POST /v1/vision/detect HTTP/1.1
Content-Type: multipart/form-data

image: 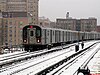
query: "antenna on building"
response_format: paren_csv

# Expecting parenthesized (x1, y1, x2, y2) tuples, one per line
(66, 12, 69, 18)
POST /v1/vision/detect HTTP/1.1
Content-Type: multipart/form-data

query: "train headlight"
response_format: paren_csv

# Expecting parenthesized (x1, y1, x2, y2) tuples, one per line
(24, 40, 27, 43)
(37, 39, 40, 43)
(37, 38, 41, 43)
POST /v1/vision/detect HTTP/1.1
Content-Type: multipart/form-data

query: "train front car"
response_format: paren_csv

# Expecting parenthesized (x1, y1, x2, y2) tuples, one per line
(22, 25, 41, 52)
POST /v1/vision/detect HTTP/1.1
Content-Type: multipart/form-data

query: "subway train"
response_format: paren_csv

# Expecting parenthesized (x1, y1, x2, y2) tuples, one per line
(22, 24, 100, 52)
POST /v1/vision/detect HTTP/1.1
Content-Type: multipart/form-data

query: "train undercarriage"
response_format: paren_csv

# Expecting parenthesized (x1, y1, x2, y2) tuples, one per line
(22, 40, 82, 52)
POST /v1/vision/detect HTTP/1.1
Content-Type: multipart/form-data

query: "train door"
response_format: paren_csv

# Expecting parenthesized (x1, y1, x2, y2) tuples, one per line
(27, 28, 36, 44)
(50, 30, 52, 43)
(44, 29, 47, 44)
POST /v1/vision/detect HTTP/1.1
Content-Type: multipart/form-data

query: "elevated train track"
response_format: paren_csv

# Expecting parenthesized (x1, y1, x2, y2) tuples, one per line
(0, 43, 75, 68)
(0, 41, 98, 75)
(52, 43, 100, 75)
(0, 42, 77, 74)
(36, 42, 99, 75)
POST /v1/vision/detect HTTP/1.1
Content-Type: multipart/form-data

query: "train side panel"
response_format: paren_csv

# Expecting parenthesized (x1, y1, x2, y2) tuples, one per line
(22, 24, 100, 52)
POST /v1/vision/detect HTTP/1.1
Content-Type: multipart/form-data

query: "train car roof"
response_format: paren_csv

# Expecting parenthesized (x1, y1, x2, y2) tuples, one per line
(24, 24, 100, 34)
(41, 26, 79, 32)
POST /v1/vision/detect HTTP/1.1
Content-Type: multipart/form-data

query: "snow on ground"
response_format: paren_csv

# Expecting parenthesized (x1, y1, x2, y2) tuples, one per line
(88, 45, 100, 74)
(0, 45, 75, 75)
(15, 41, 98, 75)
(0, 40, 99, 75)
(57, 43, 100, 75)
(0, 51, 25, 58)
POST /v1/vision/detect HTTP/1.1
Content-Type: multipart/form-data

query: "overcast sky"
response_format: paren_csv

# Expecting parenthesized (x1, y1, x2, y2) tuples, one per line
(39, 0, 100, 25)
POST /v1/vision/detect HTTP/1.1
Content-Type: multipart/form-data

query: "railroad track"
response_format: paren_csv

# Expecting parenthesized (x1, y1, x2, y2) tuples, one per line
(48, 43, 100, 75)
(0, 43, 76, 74)
(35, 42, 98, 75)
(0, 41, 98, 75)
(0, 43, 75, 68)
(0, 41, 90, 68)
(0, 41, 96, 75)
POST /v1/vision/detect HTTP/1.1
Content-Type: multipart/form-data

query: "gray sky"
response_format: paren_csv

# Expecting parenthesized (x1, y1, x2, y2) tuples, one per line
(39, 0, 100, 25)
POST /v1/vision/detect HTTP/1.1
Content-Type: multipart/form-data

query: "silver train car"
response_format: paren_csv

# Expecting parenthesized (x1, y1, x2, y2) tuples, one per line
(22, 24, 100, 51)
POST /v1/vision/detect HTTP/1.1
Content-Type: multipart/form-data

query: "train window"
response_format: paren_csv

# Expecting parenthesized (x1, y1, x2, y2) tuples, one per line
(48, 30, 49, 36)
(36, 29, 41, 37)
(30, 31, 34, 36)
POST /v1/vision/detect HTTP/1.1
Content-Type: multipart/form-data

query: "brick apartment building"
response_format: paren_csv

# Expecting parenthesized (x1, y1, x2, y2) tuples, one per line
(0, 17, 28, 48)
(56, 13, 97, 32)
(96, 26, 100, 32)
(0, 0, 39, 49)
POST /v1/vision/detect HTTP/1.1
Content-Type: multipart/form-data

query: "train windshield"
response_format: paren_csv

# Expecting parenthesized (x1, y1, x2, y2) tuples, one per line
(36, 29, 41, 37)
(30, 31, 34, 36)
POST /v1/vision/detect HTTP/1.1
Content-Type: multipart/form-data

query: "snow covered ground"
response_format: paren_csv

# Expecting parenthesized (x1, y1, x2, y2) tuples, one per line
(57, 43, 100, 75)
(88, 45, 100, 75)
(0, 40, 99, 75)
